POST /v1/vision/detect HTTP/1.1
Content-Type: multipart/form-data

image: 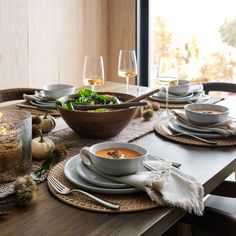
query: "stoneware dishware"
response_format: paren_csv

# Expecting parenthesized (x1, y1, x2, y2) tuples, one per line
(168, 79, 190, 95)
(80, 142, 148, 176)
(43, 84, 76, 100)
(56, 92, 138, 138)
(184, 103, 229, 125)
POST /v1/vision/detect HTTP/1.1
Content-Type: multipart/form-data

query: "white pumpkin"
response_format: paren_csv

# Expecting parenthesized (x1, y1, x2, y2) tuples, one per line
(32, 130, 55, 160)
(39, 113, 56, 133)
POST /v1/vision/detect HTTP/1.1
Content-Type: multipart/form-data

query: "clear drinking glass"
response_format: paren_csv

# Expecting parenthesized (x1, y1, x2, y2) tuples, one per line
(157, 56, 178, 117)
(118, 50, 138, 93)
(83, 56, 105, 91)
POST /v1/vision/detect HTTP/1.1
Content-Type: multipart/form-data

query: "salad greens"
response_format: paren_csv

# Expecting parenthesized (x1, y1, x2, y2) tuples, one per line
(56, 88, 121, 111)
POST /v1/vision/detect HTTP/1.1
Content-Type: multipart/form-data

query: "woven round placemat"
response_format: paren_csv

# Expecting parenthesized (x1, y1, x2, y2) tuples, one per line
(18, 107, 60, 116)
(148, 98, 186, 109)
(48, 159, 158, 213)
(154, 117, 236, 147)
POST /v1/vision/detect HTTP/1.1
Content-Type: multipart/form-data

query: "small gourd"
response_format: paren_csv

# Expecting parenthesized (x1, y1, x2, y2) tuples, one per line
(150, 102, 160, 111)
(39, 113, 56, 133)
(32, 129, 55, 160)
(140, 101, 155, 121)
(142, 108, 154, 121)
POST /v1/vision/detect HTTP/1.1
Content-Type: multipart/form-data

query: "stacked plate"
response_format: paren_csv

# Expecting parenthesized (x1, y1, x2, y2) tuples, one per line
(150, 84, 204, 104)
(23, 91, 56, 109)
(168, 117, 223, 138)
(166, 112, 236, 138)
(64, 154, 163, 195)
(64, 154, 140, 194)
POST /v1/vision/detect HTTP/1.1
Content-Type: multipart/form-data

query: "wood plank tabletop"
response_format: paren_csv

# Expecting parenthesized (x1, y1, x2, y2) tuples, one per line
(1, 82, 236, 236)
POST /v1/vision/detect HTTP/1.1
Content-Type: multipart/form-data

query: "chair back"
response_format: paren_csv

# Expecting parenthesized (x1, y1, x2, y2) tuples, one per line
(0, 88, 39, 103)
(203, 82, 236, 94)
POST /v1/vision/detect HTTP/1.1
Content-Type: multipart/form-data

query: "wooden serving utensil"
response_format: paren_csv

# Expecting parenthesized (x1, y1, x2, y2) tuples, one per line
(16, 103, 54, 112)
(73, 101, 147, 111)
(125, 88, 160, 103)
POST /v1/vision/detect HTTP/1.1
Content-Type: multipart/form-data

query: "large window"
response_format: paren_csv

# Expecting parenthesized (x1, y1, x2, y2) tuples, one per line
(148, 0, 236, 88)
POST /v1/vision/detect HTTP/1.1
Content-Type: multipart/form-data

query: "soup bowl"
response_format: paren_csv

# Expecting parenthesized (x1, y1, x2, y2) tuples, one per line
(184, 103, 229, 125)
(43, 84, 76, 100)
(168, 79, 190, 95)
(80, 142, 148, 176)
(56, 92, 137, 138)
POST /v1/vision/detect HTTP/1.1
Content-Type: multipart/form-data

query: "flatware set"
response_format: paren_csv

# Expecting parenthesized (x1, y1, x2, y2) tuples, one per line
(47, 175, 120, 210)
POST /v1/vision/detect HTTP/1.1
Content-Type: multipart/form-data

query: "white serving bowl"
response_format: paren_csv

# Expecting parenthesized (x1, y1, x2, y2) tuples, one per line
(184, 103, 229, 125)
(168, 79, 190, 95)
(80, 142, 148, 176)
(43, 84, 76, 100)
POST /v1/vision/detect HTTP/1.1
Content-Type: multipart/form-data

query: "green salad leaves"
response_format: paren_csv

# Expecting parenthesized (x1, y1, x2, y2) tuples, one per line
(56, 88, 121, 111)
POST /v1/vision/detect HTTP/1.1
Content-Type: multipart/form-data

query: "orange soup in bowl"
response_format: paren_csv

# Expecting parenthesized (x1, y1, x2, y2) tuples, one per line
(192, 109, 223, 114)
(96, 148, 142, 159)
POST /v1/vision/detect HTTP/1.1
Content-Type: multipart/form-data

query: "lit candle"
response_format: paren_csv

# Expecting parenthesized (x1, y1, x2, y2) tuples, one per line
(0, 109, 32, 183)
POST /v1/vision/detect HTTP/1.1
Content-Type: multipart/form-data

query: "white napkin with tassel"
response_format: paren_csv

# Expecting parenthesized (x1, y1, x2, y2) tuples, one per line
(173, 110, 236, 137)
(83, 158, 204, 216)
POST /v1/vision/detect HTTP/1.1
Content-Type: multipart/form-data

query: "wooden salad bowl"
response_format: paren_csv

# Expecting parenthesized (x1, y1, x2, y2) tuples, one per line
(56, 92, 137, 138)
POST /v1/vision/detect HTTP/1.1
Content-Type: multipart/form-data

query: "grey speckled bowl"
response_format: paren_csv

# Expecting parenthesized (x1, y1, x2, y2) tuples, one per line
(169, 79, 190, 95)
(184, 103, 229, 125)
(80, 142, 148, 176)
(43, 84, 76, 99)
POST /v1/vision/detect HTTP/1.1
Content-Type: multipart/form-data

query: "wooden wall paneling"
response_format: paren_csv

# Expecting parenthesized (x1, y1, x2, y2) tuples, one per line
(28, 0, 60, 88)
(83, 0, 108, 84)
(0, 0, 28, 89)
(53, 0, 108, 88)
(58, 0, 84, 87)
(108, 0, 136, 84)
(0, 0, 135, 89)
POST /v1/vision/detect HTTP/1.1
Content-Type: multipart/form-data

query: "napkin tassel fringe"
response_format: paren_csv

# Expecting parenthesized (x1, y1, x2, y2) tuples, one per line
(162, 193, 204, 216)
(145, 182, 204, 216)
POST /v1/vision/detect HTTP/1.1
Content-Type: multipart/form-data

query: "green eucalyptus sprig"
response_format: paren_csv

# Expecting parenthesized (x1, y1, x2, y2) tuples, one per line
(31, 141, 76, 181)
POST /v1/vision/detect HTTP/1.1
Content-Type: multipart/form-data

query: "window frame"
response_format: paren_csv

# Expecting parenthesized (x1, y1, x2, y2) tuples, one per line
(136, 0, 150, 86)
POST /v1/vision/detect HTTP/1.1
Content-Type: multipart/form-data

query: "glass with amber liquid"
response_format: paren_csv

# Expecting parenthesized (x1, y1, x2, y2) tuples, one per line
(83, 56, 104, 91)
(157, 56, 178, 117)
(118, 50, 137, 93)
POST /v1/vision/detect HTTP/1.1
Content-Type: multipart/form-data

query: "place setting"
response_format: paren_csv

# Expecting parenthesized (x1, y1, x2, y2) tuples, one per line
(47, 141, 204, 215)
(155, 103, 236, 147)
(16, 84, 77, 116)
(149, 79, 206, 108)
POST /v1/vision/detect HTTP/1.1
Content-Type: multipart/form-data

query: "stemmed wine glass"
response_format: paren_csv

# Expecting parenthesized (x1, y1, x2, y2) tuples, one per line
(157, 56, 178, 117)
(118, 50, 138, 93)
(83, 56, 105, 91)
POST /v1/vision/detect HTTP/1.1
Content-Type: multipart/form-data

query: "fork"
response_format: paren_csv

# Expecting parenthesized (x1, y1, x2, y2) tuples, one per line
(161, 124, 217, 145)
(47, 175, 120, 210)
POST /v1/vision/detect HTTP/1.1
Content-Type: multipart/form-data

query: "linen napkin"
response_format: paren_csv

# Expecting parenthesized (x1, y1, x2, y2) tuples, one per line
(83, 159, 204, 216)
(173, 110, 236, 137)
(188, 84, 204, 94)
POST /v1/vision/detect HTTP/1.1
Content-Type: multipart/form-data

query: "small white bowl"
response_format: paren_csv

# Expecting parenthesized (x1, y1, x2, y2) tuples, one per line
(43, 84, 76, 100)
(184, 103, 229, 125)
(168, 79, 190, 95)
(80, 142, 148, 176)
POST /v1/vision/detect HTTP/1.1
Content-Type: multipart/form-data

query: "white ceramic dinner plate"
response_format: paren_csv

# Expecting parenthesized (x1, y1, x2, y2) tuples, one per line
(168, 118, 223, 138)
(156, 90, 194, 100)
(175, 118, 216, 134)
(64, 154, 140, 194)
(77, 159, 129, 189)
(30, 99, 56, 109)
(150, 92, 203, 103)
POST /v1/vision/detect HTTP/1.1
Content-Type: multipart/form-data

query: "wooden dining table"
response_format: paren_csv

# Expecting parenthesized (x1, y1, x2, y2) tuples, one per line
(1, 82, 236, 236)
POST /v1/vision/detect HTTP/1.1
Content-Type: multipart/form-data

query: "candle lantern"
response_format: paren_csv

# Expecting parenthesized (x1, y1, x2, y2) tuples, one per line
(0, 109, 32, 183)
